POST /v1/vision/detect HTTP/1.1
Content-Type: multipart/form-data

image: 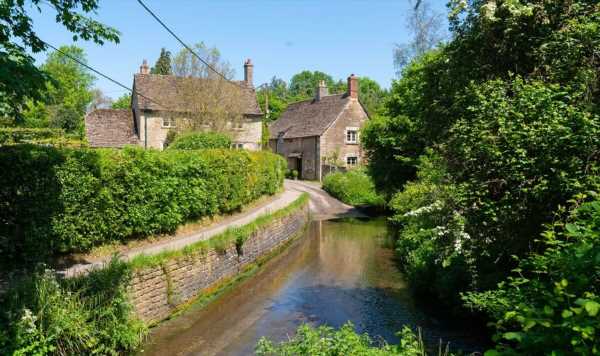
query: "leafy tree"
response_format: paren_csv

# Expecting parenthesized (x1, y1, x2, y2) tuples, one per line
(357, 77, 387, 114)
(288, 70, 336, 98)
(151, 47, 172, 75)
(111, 93, 131, 109)
(22, 46, 95, 133)
(0, 0, 119, 121)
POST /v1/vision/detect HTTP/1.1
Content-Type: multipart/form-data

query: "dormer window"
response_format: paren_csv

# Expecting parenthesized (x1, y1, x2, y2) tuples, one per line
(345, 127, 358, 144)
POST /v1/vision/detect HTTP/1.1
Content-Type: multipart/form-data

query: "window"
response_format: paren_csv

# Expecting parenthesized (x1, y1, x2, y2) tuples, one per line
(346, 156, 358, 166)
(345, 127, 358, 144)
(231, 143, 244, 150)
(162, 116, 176, 128)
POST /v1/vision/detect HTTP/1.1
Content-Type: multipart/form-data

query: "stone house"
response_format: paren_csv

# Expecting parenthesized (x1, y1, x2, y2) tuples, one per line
(85, 59, 262, 150)
(268, 75, 369, 180)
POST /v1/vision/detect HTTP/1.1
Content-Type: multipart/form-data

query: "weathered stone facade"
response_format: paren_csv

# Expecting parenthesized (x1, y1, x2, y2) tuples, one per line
(269, 75, 369, 180)
(128, 203, 309, 323)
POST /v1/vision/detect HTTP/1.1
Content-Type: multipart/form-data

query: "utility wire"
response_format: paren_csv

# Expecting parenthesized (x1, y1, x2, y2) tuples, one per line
(42, 40, 170, 110)
(136, 0, 246, 89)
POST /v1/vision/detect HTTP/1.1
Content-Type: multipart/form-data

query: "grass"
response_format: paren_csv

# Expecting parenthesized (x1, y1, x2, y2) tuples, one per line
(128, 193, 309, 270)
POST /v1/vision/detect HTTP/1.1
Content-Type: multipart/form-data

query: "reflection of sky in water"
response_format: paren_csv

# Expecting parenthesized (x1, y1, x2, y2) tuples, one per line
(141, 219, 486, 356)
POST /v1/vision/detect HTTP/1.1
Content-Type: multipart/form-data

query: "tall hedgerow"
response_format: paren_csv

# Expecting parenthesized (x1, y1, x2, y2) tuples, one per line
(0, 145, 286, 269)
(166, 131, 232, 150)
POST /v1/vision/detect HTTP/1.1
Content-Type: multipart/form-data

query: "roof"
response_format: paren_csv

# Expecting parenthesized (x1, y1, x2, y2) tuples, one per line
(133, 74, 262, 115)
(269, 94, 351, 139)
(85, 109, 139, 148)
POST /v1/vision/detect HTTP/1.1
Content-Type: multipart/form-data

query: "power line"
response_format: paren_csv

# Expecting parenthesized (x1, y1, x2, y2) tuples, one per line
(42, 40, 170, 110)
(136, 0, 245, 89)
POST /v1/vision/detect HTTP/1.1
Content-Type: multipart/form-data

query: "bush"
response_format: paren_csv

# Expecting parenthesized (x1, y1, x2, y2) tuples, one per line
(255, 322, 452, 356)
(166, 131, 232, 150)
(322, 169, 385, 208)
(0, 258, 147, 355)
(463, 196, 600, 355)
(0, 127, 64, 145)
(0, 145, 286, 268)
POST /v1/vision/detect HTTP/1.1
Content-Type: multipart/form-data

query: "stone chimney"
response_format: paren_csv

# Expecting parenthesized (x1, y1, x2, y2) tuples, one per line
(139, 59, 149, 74)
(347, 74, 358, 99)
(316, 80, 328, 101)
(244, 59, 253, 87)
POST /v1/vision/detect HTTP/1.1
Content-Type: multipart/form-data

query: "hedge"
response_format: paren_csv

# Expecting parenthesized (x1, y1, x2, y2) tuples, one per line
(0, 145, 286, 268)
(0, 128, 64, 145)
(166, 132, 232, 150)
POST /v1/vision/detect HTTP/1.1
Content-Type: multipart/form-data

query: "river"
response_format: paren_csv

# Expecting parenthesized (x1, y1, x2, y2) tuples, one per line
(139, 218, 485, 355)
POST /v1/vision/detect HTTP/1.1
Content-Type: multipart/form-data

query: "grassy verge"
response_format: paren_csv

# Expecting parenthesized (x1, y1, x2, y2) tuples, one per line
(129, 193, 309, 269)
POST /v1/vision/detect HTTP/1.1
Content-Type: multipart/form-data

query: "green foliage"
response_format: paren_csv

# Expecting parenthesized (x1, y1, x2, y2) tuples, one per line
(0, 127, 64, 145)
(166, 131, 232, 150)
(151, 48, 172, 75)
(21, 46, 96, 133)
(357, 77, 387, 115)
(322, 169, 385, 208)
(111, 93, 131, 109)
(463, 196, 600, 355)
(289, 71, 337, 98)
(0, 258, 147, 355)
(0, 0, 119, 119)
(0, 145, 286, 269)
(255, 322, 451, 356)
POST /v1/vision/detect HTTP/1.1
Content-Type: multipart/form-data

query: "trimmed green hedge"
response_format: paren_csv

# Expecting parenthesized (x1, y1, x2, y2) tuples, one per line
(0, 128, 64, 145)
(0, 145, 286, 268)
(322, 169, 385, 208)
(167, 132, 232, 150)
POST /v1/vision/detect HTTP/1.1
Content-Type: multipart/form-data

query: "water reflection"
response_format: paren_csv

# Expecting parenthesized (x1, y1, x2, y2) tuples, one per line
(140, 218, 483, 356)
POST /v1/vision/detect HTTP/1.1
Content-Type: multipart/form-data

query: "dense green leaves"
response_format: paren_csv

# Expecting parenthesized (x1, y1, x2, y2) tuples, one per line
(322, 169, 385, 208)
(0, 0, 119, 119)
(166, 131, 232, 150)
(0, 145, 286, 269)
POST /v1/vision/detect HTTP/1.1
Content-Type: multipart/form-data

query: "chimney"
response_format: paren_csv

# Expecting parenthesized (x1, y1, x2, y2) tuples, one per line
(244, 59, 253, 87)
(140, 59, 149, 74)
(347, 74, 358, 99)
(316, 80, 328, 101)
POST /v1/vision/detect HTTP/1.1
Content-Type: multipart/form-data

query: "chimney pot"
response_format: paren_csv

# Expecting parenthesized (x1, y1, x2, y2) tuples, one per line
(316, 80, 329, 101)
(347, 74, 358, 99)
(244, 59, 254, 87)
(140, 59, 149, 74)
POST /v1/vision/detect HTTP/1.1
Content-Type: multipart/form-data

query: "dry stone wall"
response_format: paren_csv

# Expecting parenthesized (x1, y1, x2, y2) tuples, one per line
(128, 203, 309, 323)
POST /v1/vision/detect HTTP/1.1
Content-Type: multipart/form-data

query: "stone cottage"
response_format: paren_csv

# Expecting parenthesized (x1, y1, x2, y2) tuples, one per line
(268, 75, 369, 180)
(85, 59, 262, 150)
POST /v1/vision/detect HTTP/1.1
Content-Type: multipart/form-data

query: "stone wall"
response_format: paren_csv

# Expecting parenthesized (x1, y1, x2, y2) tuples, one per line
(128, 202, 309, 323)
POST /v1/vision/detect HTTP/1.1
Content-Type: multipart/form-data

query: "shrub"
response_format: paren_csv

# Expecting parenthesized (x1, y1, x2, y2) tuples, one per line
(463, 196, 600, 355)
(255, 322, 452, 356)
(0, 127, 64, 145)
(322, 169, 385, 208)
(0, 258, 147, 355)
(166, 131, 232, 150)
(0, 145, 286, 268)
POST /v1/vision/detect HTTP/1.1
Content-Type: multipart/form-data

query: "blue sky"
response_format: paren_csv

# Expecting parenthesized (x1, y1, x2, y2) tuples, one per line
(31, 0, 449, 100)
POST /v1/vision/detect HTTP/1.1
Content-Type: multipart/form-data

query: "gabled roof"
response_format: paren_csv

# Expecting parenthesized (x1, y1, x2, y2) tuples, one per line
(269, 94, 351, 139)
(85, 109, 138, 148)
(133, 74, 262, 115)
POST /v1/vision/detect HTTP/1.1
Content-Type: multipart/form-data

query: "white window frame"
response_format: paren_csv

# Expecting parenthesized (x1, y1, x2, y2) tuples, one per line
(346, 155, 358, 167)
(345, 127, 358, 144)
(161, 116, 176, 128)
(231, 143, 244, 150)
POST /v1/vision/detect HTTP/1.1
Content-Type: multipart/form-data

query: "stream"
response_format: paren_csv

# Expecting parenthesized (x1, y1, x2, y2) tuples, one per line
(140, 218, 485, 355)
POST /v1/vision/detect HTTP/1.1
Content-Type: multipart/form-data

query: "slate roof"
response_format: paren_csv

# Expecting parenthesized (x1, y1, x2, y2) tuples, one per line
(133, 74, 262, 115)
(85, 109, 139, 148)
(269, 94, 351, 139)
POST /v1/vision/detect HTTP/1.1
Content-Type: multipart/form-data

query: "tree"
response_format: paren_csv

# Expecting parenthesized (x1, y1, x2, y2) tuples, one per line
(89, 89, 112, 110)
(0, 0, 119, 121)
(151, 48, 172, 75)
(170, 42, 245, 134)
(393, 0, 445, 74)
(357, 77, 387, 115)
(288, 71, 336, 98)
(111, 93, 131, 109)
(22, 45, 95, 133)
